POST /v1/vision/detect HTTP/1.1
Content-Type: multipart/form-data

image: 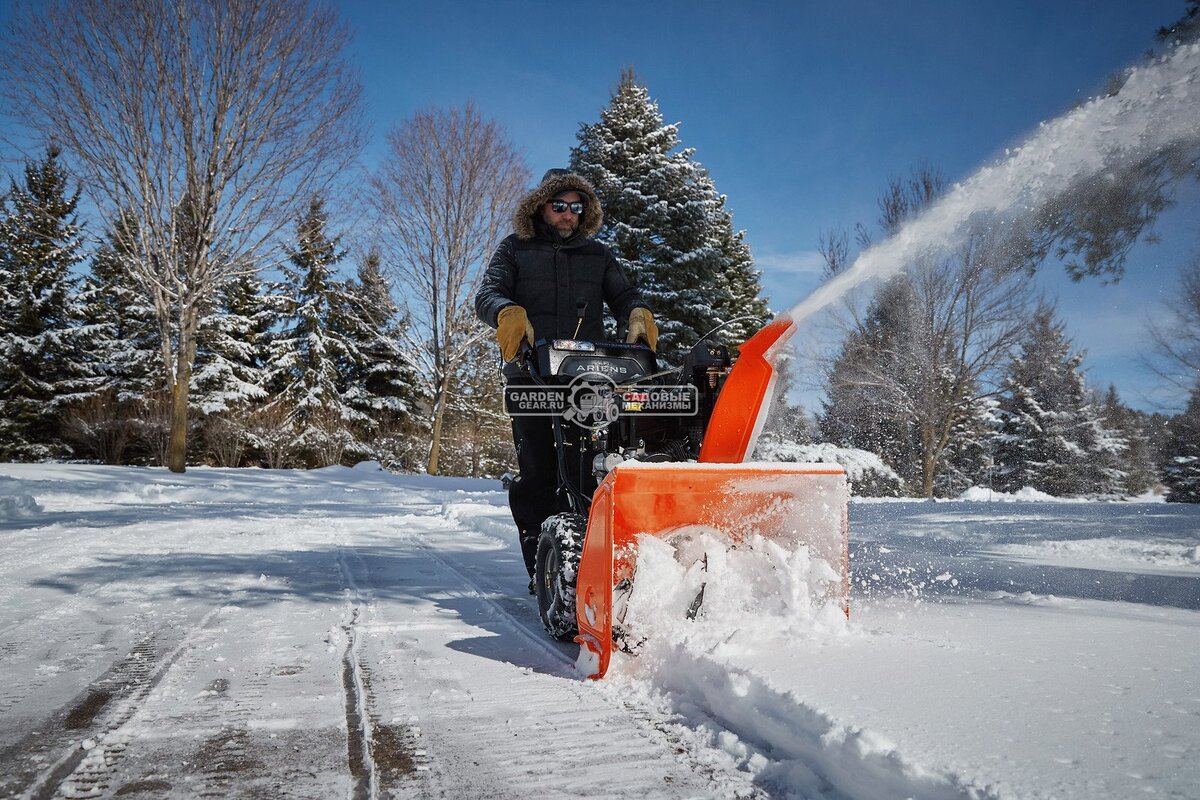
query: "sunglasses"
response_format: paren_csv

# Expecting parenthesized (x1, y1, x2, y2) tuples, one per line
(550, 199, 585, 215)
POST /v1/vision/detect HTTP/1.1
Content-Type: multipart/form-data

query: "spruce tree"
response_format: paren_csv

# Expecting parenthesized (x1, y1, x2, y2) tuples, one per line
(937, 397, 998, 496)
(1100, 385, 1160, 495)
(192, 270, 272, 415)
(79, 211, 162, 402)
(441, 336, 511, 478)
(0, 147, 91, 460)
(711, 216, 771, 345)
(570, 69, 769, 356)
(339, 250, 420, 427)
(819, 276, 922, 486)
(1161, 382, 1200, 502)
(264, 197, 364, 463)
(992, 307, 1124, 495)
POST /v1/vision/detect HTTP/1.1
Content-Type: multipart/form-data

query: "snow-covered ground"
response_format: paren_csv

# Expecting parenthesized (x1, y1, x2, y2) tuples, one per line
(0, 463, 1197, 799)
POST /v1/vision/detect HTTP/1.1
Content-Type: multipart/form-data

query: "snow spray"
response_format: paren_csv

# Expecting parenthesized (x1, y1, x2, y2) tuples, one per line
(786, 42, 1200, 325)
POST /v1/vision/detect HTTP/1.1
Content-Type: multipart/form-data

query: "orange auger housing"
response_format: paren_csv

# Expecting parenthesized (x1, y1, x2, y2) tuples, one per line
(573, 315, 851, 679)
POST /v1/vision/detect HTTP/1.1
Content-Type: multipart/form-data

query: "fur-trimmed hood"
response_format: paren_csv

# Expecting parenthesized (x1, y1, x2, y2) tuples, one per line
(513, 169, 603, 240)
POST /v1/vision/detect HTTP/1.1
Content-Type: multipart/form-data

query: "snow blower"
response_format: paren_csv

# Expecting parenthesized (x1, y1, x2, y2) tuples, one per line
(513, 314, 849, 679)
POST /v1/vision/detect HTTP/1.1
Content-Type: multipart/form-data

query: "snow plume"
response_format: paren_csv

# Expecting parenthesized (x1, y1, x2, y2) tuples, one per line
(787, 42, 1200, 325)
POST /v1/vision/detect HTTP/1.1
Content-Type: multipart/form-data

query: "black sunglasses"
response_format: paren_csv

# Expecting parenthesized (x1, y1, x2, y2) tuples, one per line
(550, 199, 585, 215)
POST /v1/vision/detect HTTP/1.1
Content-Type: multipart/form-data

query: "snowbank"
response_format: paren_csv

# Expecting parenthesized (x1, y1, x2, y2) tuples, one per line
(754, 440, 904, 496)
(957, 485, 1166, 503)
(0, 491, 42, 520)
(0, 475, 43, 520)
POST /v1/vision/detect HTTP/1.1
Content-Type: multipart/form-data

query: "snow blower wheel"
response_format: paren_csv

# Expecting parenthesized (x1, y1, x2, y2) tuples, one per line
(535, 512, 585, 641)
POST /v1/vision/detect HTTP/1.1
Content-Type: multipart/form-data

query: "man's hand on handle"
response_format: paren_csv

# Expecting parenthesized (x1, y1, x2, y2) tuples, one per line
(625, 307, 658, 351)
(497, 305, 536, 362)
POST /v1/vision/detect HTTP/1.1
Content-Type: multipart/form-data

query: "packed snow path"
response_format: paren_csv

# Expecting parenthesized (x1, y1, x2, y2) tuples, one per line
(0, 464, 1197, 799)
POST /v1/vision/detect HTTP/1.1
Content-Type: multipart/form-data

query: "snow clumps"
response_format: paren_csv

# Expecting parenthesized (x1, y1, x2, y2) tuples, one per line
(620, 529, 848, 660)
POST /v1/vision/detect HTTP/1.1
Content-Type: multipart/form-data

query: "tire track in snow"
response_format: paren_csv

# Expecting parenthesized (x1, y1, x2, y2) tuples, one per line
(1, 607, 221, 800)
(336, 545, 435, 799)
(364, 517, 761, 798)
(335, 548, 377, 800)
(409, 534, 578, 674)
(103, 561, 356, 799)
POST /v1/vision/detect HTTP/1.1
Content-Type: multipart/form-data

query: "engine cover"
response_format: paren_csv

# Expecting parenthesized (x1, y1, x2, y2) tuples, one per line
(535, 339, 656, 384)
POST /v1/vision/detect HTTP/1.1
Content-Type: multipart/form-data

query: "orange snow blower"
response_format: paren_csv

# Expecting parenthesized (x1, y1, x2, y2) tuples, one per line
(517, 315, 849, 679)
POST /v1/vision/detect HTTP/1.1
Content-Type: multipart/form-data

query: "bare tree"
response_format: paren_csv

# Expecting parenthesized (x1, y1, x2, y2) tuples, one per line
(1147, 256, 1200, 397)
(370, 103, 528, 475)
(0, 0, 364, 472)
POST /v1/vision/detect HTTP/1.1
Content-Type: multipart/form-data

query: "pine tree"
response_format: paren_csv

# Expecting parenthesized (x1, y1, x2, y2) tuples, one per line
(937, 397, 998, 497)
(992, 307, 1125, 495)
(819, 276, 922, 486)
(711, 216, 771, 345)
(65, 211, 164, 464)
(570, 69, 769, 356)
(264, 196, 365, 464)
(1100, 385, 1160, 495)
(0, 147, 92, 460)
(339, 250, 421, 428)
(440, 337, 512, 478)
(79, 211, 162, 401)
(1161, 382, 1200, 502)
(192, 270, 272, 415)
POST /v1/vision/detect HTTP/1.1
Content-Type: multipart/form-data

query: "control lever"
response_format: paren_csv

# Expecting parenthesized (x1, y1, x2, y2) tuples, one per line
(572, 298, 588, 339)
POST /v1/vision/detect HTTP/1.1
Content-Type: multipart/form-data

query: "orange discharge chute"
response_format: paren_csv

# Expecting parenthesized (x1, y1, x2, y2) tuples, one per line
(574, 315, 850, 679)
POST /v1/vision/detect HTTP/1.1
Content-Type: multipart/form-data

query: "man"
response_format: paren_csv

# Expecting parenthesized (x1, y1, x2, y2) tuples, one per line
(475, 168, 658, 585)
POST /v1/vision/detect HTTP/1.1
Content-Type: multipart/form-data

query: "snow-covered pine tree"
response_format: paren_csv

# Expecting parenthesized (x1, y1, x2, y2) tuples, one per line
(189, 269, 276, 466)
(992, 307, 1125, 496)
(570, 69, 769, 356)
(756, 348, 815, 450)
(264, 196, 365, 465)
(1160, 381, 1200, 502)
(711, 216, 771, 346)
(0, 147, 93, 460)
(936, 396, 998, 497)
(819, 276, 922, 486)
(1100, 385, 1160, 495)
(338, 250, 421, 432)
(79, 211, 162, 402)
(440, 336, 512, 478)
(192, 270, 272, 415)
(66, 211, 164, 464)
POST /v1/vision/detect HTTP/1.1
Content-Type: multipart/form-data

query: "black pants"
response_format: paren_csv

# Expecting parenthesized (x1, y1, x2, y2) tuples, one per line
(508, 411, 592, 579)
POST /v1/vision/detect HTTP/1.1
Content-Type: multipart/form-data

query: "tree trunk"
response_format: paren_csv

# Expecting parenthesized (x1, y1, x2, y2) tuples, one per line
(427, 388, 447, 476)
(167, 325, 197, 473)
(167, 367, 191, 473)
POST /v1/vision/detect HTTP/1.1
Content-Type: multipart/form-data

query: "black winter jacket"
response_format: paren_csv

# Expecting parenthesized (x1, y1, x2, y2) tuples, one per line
(475, 226, 643, 343)
(475, 170, 646, 373)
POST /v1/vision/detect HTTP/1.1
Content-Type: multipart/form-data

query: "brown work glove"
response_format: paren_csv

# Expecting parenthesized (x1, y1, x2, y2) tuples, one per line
(625, 307, 658, 351)
(496, 305, 535, 362)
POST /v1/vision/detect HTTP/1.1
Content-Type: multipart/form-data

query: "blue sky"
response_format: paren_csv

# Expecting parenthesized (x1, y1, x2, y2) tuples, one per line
(342, 0, 1194, 413)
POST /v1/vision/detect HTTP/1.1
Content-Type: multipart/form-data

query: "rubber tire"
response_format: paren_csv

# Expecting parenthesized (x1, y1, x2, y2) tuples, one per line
(535, 512, 585, 641)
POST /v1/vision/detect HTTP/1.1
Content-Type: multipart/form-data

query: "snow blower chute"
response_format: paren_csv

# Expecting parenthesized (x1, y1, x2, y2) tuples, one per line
(518, 314, 849, 679)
